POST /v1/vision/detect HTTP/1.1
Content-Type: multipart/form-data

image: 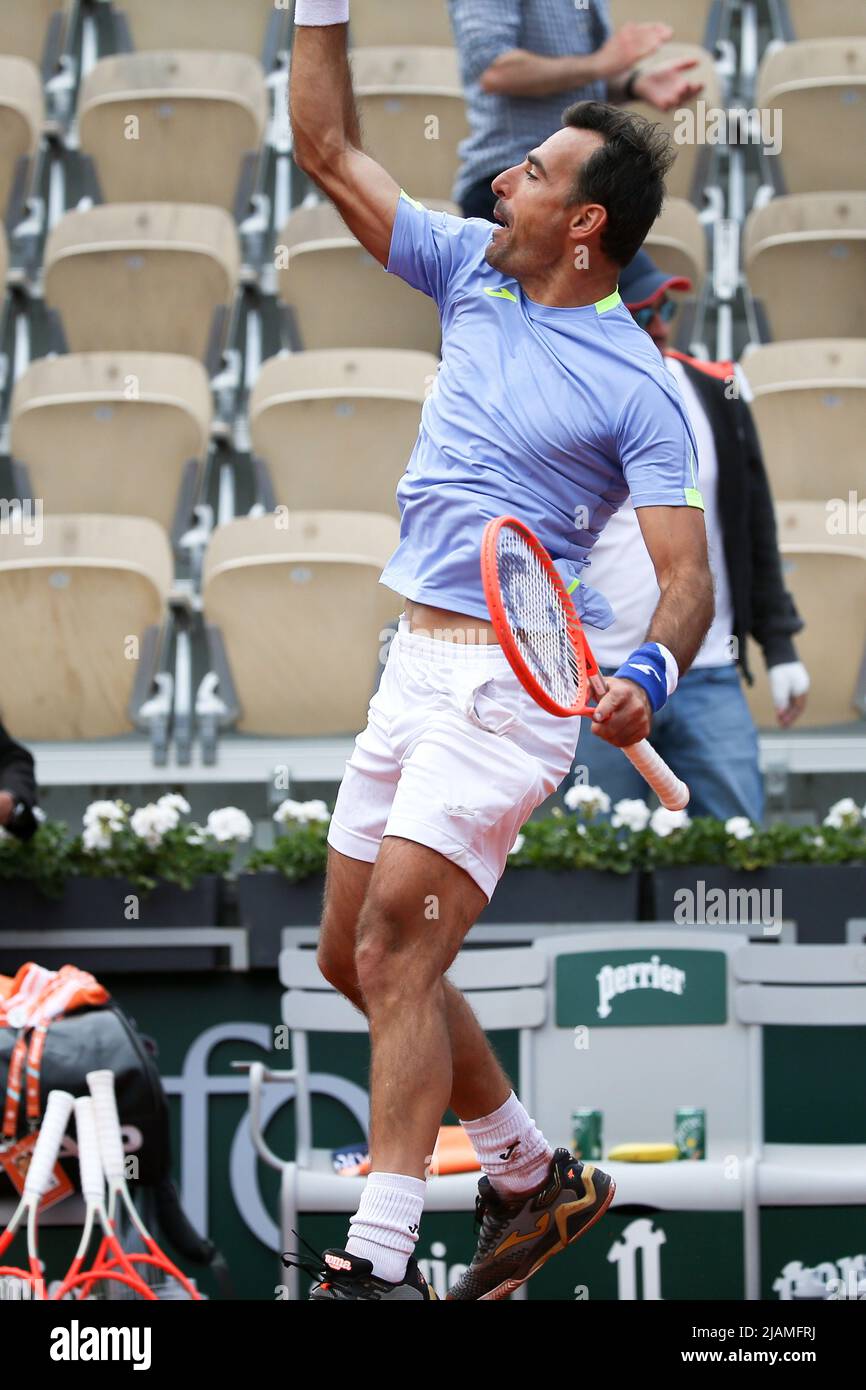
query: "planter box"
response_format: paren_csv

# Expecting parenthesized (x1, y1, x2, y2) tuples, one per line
(481, 869, 640, 924)
(649, 864, 866, 944)
(237, 872, 326, 968)
(0, 875, 222, 973)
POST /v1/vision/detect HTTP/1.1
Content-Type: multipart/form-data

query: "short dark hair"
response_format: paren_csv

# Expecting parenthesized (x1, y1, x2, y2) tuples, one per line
(560, 101, 675, 266)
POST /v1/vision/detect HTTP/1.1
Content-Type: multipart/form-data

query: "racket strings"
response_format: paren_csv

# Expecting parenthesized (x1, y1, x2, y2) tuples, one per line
(496, 530, 584, 709)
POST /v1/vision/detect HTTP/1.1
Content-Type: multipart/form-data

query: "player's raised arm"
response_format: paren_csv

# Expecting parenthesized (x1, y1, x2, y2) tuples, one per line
(290, 2, 401, 267)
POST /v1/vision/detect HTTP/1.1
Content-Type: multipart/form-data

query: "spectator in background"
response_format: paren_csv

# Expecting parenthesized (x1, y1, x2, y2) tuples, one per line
(573, 251, 809, 822)
(450, 0, 704, 219)
(0, 721, 39, 841)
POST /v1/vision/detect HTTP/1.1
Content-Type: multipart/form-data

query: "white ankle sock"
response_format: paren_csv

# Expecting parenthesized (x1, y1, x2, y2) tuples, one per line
(461, 1092, 554, 1198)
(345, 1171, 426, 1284)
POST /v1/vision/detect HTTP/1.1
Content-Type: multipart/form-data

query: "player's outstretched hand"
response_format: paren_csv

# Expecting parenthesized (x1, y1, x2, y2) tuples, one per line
(590, 677, 652, 747)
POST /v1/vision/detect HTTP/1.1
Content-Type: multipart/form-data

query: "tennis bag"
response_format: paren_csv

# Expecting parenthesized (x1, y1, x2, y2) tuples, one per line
(0, 1001, 226, 1283)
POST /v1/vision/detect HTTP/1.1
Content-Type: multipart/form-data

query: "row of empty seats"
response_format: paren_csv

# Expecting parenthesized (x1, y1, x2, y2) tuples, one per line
(0, 505, 862, 739)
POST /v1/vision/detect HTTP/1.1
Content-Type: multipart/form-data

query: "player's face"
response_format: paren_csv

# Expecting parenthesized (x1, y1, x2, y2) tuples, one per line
(485, 127, 606, 282)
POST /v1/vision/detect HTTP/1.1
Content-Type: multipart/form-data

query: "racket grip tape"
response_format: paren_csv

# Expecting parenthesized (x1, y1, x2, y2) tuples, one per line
(23, 1089, 75, 1199)
(623, 740, 690, 812)
(86, 1070, 126, 1181)
(74, 1097, 105, 1201)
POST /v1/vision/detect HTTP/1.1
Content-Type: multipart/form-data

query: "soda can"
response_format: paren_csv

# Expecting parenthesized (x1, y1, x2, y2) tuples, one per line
(675, 1108, 706, 1161)
(571, 1109, 603, 1160)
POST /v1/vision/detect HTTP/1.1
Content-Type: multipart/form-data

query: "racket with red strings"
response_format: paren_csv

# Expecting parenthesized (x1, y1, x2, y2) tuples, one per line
(481, 516, 690, 811)
(0, 1088, 74, 1298)
(74, 1069, 201, 1301)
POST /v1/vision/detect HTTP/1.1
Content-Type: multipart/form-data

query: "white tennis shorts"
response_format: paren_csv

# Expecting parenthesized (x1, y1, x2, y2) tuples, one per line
(327, 616, 581, 900)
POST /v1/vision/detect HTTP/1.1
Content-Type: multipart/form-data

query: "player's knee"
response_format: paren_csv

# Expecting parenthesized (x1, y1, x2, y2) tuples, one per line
(316, 941, 358, 999)
(354, 905, 438, 1004)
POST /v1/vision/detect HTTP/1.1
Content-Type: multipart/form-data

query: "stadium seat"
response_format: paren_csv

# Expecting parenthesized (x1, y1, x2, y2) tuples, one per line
(779, 0, 866, 41)
(350, 0, 453, 47)
(757, 40, 866, 193)
(202, 511, 400, 736)
(627, 44, 722, 203)
(9, 352, 212, 537)
(78, 52, 268, 212)
(746, 502, 866, 727)
(645, 197, 707, 290)
(0, 0, 69, 69)
(350, 47, 469, 204)
(0, 514, 172, 740)
(0, 57, 43, 224)
(742, 339, 866, 503)
(744, 193, 866, 341)
(110, 0, 288, 62)
(250, 348, 435, 516)
(44, 203, 240, 358)
(276, 200, 456, 352)
(609, 0, 722, 48)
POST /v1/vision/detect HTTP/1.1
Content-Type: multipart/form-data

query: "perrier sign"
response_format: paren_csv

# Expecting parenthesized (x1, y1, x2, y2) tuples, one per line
(555, 949, 728, 1027)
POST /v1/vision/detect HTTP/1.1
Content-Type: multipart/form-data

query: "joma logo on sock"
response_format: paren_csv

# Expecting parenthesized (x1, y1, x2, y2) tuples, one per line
(596, 956, 685, 1019)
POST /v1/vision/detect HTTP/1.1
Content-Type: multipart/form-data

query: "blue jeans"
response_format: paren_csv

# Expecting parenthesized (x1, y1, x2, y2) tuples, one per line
(571, 664, 765, 822)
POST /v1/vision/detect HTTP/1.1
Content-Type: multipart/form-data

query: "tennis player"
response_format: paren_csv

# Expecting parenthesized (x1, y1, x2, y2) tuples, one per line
(290, 1, 714, 1301)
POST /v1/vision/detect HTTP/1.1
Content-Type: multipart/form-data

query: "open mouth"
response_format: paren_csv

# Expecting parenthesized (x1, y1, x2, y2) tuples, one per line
(493, 204, 510, 228)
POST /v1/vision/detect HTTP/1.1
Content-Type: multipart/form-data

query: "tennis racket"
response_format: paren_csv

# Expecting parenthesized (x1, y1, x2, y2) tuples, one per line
(480, 516, 690, 812)
(0, 1088, 74, 1299)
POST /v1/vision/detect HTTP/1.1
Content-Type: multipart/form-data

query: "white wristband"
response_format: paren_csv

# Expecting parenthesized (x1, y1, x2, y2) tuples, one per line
(656, 643, 680, 697)
(294, 0, 349, 24)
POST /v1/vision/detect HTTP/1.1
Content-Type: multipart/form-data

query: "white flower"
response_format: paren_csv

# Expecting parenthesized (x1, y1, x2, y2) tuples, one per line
(508, 834, 525, 856)
(563, 784, 611, 817)
(812, 834, 825, 849)
(185, 825, 207, 846)
(0, 826, 10, 842)
(82, 822, 112, 853)
(206, 806, 253, 843)
(725, 816, 754, 841)
(576, 823, 587, 836)
(823, 797, 861, 830)
(611, 799, 651, 832)
(83, 799, 126, 831)
(649, 806, 691, 838)
(273, 798, 330, 826)
(130, 802, 178, 849)
(158, 793, 190, 818)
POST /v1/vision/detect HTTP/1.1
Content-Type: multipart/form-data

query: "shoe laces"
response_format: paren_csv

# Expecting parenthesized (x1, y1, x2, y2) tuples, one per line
(281, 1232, 383, 1300)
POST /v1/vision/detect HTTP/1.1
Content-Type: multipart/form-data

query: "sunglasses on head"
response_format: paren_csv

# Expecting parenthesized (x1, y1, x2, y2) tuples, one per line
(631, 298, 678, 330)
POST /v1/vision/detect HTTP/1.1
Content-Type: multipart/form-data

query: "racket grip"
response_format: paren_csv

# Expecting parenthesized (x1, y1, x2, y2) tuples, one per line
(623, 740, 690, 811)
(74, 1097, 104, 1201)
(23, 1090, 74, 1200)
(86, 1069, 126, 1181)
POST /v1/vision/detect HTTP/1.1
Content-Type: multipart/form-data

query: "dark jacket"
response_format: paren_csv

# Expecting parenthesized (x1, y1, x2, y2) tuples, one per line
(672, 352, 803, 683)
(0, 721, 39, 841)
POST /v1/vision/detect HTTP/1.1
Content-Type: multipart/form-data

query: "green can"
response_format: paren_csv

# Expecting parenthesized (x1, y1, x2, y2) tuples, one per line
(675, 1108, 706, 1161)
(571, 1109, 603, 1160)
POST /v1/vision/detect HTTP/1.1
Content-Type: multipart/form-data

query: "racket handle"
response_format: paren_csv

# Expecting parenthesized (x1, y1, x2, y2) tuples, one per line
(86, 1069, 126, 1181)
(23, 1090, 74, 1200)
(623, 740, 690, 811)
(74, 1097, 104, 1201)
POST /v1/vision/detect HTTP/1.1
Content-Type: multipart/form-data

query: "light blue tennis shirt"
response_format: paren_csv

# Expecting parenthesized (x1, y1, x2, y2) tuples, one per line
(380, 194, 703, 628)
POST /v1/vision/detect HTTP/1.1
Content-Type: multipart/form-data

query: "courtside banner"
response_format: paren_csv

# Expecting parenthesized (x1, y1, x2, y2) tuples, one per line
(555, 950, 728, 1027)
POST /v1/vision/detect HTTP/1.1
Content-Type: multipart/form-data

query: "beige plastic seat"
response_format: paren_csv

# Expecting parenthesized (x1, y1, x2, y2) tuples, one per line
(277, 200, 456, 352)
(628, 44, 722, 202)
(0, 514, 172, 740)
(645, 197, 707, 289)
(0, 58, 43, 221)
(0, 0, 69, 66)
(757, 40, 866, 193)
(745, 194, 866, 341)
(609, 0, 720, 47)
(10, 352, 212, 534)
(351, 47, 468, 203)
(783, 0, 866, 40)
(741, 340, 866, 502)
(44, 203, 240, 357)
(113, 0, 285, 59)
(203, 511, 401, 736)
(78, 53, 268, 211)
(351, 0, 453, 48)
(746, 503, 866, 728)
(251, 348, 435, 516)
